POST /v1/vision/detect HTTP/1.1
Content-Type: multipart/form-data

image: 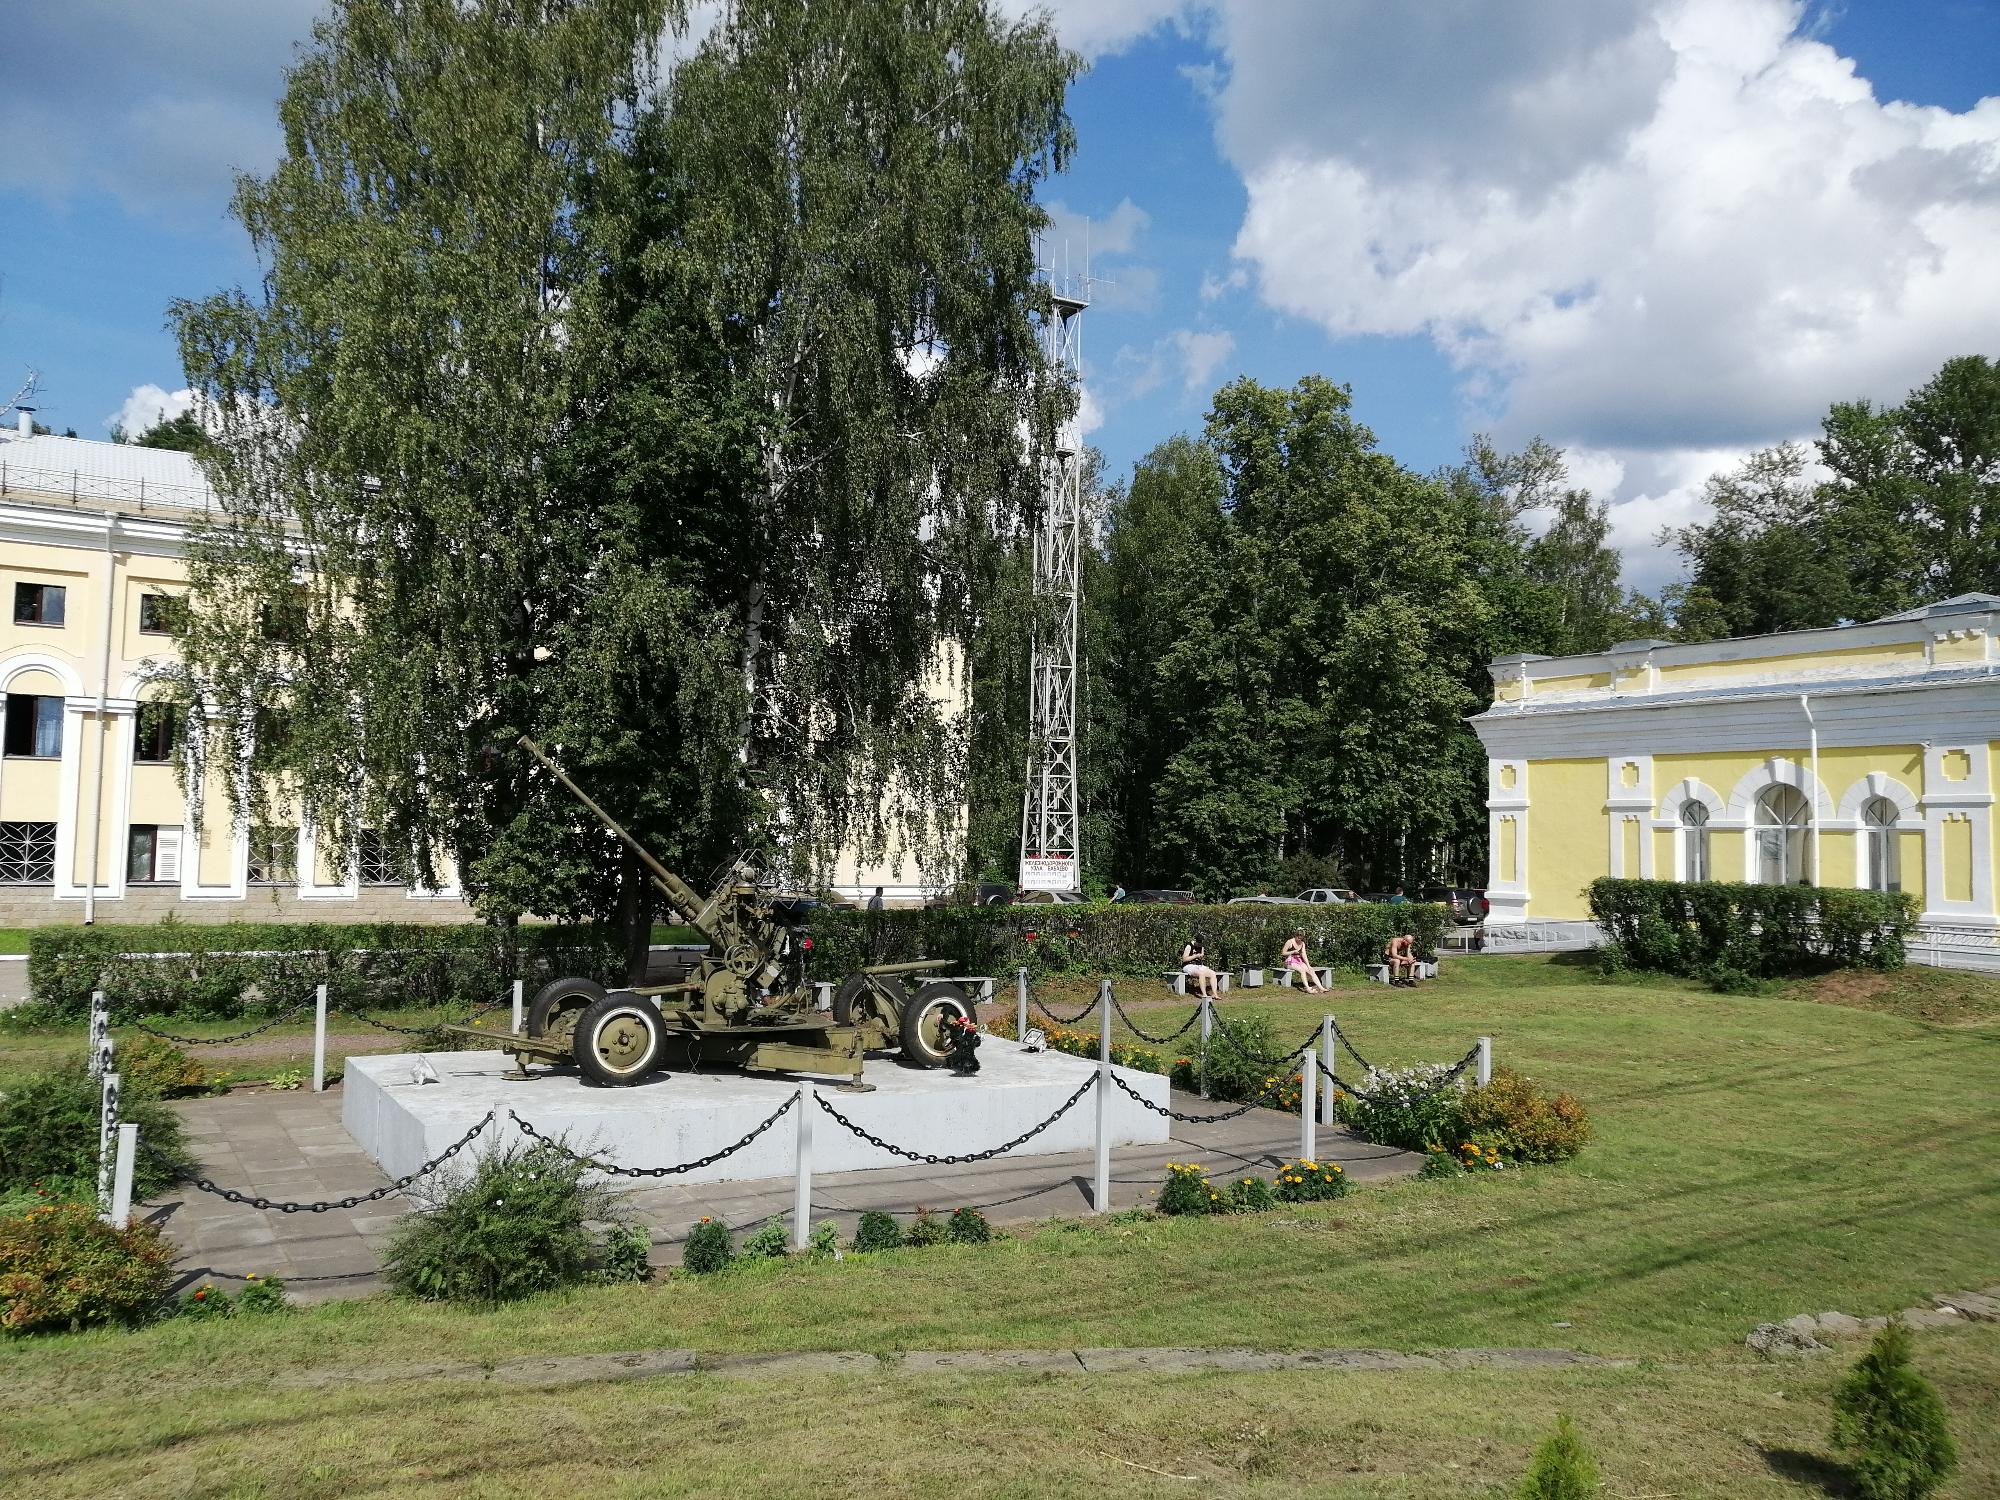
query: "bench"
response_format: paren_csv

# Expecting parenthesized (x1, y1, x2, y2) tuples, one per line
(943, 976, 997, 1002)
(1162, 968, 1232, 995)
(1367, 960, 1442, 984)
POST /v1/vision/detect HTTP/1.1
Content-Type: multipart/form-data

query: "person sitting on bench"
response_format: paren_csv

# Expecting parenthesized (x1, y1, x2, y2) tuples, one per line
(1280, 930, 1326, 994)
(1180, 936, 1221, 1000)
(1383, 932, 1418, 987)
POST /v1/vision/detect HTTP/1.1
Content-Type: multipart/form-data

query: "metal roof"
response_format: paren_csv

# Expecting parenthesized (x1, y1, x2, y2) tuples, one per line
(0, 434, 219, 514)
(1470, 662, 2000, 722)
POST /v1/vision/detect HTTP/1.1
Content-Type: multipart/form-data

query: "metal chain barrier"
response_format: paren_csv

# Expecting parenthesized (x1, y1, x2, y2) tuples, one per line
(1207, 1013, 1313, 1069)
(126, 1002, 316, 1047)
(143, 1109, 498, 1213)
(1030, 992, 1100, 1027)
(510, 1095, 798, 1178)
(815, 1073, 1097, 1166)
(1108, 1070, 1293, 1124)
(1108, 989, 1202, 1046)
(1331, 1020, 1378, 1075)
(1311, 1043, 1482, 1105)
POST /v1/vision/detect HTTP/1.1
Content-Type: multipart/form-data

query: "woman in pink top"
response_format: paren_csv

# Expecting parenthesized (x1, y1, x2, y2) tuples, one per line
(1280, 930, 1326, 994)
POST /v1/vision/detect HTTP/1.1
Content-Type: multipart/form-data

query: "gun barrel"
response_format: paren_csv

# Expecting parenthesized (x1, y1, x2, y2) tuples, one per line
(518, 736, 712, 935)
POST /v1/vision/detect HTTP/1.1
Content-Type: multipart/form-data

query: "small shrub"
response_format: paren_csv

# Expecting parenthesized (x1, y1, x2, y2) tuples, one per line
(1169, 1055, 1198, 1091)
(682, 1217, 733, 1275)
(0, 1065, 192, 1197)
(1346, 1062, 1467, 1152)
(1204, 1014, 1289, 1103)
(948, 1206, 992, 1244)
(0, 1201, 174, 1334)
(1832, 1322, 1958, 1500)
(1457, 1139, 1508, 1173)
(266, 1067, 306, 1092)
(1515, 1412, 1601, 1499)
(804, 1223, 841, 1261)
(1459, 1068, 1591, 1164)
(1273, 1159, 1349, 1202)
(904, 1208, 949, 1247)
(172, 1283, 234, 1319)
(1593, 942, 1627, 978)
(116, 1034, 209, 1097)
(740, 1222, 789, 1259)
(1227, 1175, 1276, 1212)
(1157, 1162, 1223, 1215)
(381, 1140, 636, 1303)
(599, 1224, 651, 1283)
(234, 1273, 289, 1314)
(1418, 1149, 1463, 1180)
(853, 1210, 903, 1253)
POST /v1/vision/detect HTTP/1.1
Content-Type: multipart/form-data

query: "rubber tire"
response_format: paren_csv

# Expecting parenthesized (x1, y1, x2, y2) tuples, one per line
(897, 980, 971, 1068)
(572, 992, 667, 1087)
(833, 973, 905, 1029)
(525, 976, 607, 1040)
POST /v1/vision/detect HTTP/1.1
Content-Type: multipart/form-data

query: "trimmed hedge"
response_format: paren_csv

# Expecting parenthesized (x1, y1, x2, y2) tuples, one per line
(27, 922, 624, 1022)
(805, 900, 1449, 981)
(1588, 878, 1915, 982)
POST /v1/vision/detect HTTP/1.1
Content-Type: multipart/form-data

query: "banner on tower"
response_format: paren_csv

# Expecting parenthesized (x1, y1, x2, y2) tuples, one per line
(1019, 856, 1077, 892)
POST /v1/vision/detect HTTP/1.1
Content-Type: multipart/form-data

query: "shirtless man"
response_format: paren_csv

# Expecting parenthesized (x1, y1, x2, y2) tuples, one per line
(1384, 932, 1418, 987)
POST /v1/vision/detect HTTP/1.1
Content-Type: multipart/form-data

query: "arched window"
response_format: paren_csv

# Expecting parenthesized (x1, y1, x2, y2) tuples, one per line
(1861, 796, 1900, 893)
(1680, 801, 1711, 882)
(1755, 784, 1812, 885)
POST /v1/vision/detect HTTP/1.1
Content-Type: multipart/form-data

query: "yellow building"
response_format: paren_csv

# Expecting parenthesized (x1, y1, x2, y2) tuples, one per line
(0, 427, 956, 923)
(1471, 601, 2000, 964)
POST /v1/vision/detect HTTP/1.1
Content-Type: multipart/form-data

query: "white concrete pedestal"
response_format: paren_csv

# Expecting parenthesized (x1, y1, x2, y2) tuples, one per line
(343, 1041, 1170, 1186)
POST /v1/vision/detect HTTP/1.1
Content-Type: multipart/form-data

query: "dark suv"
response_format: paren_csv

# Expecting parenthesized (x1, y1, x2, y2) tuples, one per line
(1418, 886, 1489, 923)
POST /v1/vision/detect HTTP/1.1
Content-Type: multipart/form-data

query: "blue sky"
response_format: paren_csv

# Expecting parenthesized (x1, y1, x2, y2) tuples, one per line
(3, 1, 1996, 588)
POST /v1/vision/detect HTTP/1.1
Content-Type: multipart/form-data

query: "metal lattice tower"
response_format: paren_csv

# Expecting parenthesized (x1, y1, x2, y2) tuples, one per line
(1018, 284, 1088, 893)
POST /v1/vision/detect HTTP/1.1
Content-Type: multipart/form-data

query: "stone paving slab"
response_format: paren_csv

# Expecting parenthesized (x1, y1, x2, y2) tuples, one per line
(150, 1078, 1424, 1302)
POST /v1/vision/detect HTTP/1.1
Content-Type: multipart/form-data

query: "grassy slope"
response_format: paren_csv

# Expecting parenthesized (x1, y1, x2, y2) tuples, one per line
(0, 954, 1995, 1497)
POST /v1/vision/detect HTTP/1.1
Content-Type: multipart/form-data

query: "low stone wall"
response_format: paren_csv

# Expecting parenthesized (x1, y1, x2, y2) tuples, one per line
(0, 886, 477, 927)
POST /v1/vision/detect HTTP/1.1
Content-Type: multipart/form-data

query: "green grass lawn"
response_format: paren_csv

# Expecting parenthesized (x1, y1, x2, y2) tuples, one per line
(0, 954, 1994, 1497)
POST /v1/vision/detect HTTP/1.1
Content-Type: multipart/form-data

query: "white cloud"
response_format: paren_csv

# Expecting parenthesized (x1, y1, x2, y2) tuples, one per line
(1116, 326, 1237, 402)
(1170, 328, 1236, 393)
(997, 0, 1201, 58)
(106, 384, 195, 438)
(1184, 0, 2000, 580)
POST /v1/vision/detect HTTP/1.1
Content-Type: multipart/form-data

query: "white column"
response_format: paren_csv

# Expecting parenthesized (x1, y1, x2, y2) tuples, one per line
(1197, 995, 1213, 1099)
(312, 982, 328, 1093)
(1093, 979, 1111, 1212)
(108, 1123, 138, 1228)
(1299, 1042, 1316, 1163)
(1015, 967, 1029, 1039)
(792, 1085, 814, 1250)
(1476, 1035, 1492, 1088)
(1319, 1015, 1336, 1126)
(511, 978, 524, 1032)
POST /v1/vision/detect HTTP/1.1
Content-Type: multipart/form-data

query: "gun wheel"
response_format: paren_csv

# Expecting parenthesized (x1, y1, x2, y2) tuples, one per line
(573, 993, 667, 1087)
(526, 977, 607, 1049)
(898, 980, 971, 1068)
(832, 973, 904, 1031)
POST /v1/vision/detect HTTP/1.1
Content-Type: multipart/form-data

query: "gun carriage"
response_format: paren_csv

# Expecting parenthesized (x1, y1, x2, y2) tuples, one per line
(443, 738, 972, 1089)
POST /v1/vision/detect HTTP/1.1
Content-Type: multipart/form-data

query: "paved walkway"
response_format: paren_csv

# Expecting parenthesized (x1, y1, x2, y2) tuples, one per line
(149, 1082, 1423, 1303)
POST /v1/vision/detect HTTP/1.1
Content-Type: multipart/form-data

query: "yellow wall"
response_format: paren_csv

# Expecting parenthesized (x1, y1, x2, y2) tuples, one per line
(1942, 815, 1974, 902)
(1497, 815, 1518, 885)
(1654, 640, 1924, 688)
(1533, 672, 1612, 696)
(1526, 758, 1606, 918)
(1933, 633, 1986, 665)
(1899, 829, 1925, 904)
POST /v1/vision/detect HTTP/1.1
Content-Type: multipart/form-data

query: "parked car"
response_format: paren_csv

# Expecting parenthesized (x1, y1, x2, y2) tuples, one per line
(1297, 887, 1360, 904)
(1015, 888, 1087, 904)
(1124, 888, 1199, 904)
(1418, 886, 1490, 923)
(1228, 893, 1307, 905)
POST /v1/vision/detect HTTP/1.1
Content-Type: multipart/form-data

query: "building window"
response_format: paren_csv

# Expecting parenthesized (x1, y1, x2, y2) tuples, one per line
(127, 824, 183, 884)
(134, 703, 178, 762)
(138, 593, 180, 635)
(0, 821, 56, 884)
(1680, 801, 1711, 882)
(12, 582, 66, 626)
(247, 826, 298, 885)
(1861, 796, 1901, 893)
(356, 828, 408, 887)
(3, 694, 63, 758)
(1755, 784, 1812, 885)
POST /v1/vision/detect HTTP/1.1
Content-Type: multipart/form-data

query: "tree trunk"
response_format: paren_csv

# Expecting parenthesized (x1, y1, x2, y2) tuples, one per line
(618, 846, 652, 985)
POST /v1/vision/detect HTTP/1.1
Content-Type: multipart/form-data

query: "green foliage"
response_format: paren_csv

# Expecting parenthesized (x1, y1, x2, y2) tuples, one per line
(1157, 1162, 1223, 1216)
(1344, 1063, 1468, 1152)
(1832, 1322, 1959, 1500)
(1202, 1013, 1300, 1107)
(234, 1274, 289, 1314)
(1418, 1149, 1464, 1181)
(167, 1273, 290, 1319)
(947, 1207, 992, 1244)
(171, 1282, 234, 1320)
(599, 1225, 651, 1283)
(266, 1068, 305, 1092)
(115, 1034, 209, 1097)
(381, 1141, 635, 1304)
(1273, 1159, 1350, 1202)
(903, 1209, 949, 1248)
(739, 1222, 789, 1260)
(1589, 878, 1915, 984)
(0, 1065, 192, 1198)
(807, 901, 1449, 983)
(1515, 1413, 1601, 1500)
(30, 920, 622, 1021)
(852, 1210, 903, 1253)
(681, 1218, 734, 1276)
(1458, 1067, 1591, 1164)
(804, 1223, 840, 1262)
(1226, 1175, 1276, 1212)
(0, 1201, 174, 1334)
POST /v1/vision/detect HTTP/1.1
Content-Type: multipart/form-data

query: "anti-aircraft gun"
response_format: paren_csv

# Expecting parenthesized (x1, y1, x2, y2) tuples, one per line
(443, 737, 972, 1088)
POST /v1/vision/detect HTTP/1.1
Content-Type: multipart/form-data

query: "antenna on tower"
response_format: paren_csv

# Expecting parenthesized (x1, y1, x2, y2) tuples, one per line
(3, 368, 42, 415)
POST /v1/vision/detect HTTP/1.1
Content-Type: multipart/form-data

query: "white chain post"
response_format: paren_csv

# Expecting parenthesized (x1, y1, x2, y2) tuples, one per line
(109, 1123, 138, 1228)
(88, 989, 108, 1078)
(1476, 1035, 1492, 1088)
(1093, 979, 1112, 1212)
(1299, 1038, 1316, 1163)
(1198, 994, 1213, 1098)
(312, 982, 329, 1092)
(1015, 967, 1029, 1041)
(511, 977, 524, 1033)
(792, 1085, 814, 1250)
(97, 1061, 120, 1212)
(1319, 1015, 1337, 1126)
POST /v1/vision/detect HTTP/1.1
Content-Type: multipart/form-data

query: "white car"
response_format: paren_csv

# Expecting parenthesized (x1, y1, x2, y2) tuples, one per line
(1297, 888, 1360, 904)
(1228, 894, 1306, 904)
